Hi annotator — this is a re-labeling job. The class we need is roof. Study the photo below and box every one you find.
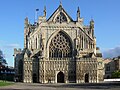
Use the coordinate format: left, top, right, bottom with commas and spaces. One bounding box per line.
47, 4, 73, 22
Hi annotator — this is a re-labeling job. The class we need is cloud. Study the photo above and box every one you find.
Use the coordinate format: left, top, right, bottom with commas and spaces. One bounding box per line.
102, 46, 120, 58
3, 44, 20, 48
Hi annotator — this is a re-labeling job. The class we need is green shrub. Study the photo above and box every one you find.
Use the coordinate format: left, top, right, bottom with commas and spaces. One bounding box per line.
112, 70, 120, 78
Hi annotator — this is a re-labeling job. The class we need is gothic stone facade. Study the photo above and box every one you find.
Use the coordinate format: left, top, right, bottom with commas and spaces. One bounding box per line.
14, 4, 104, 83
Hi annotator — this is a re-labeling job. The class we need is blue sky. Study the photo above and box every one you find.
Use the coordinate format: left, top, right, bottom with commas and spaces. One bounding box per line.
0, 0, 120, 66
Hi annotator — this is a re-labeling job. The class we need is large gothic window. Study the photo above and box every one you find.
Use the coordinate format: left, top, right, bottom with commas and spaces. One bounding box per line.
49, 31, 72, 58
55, 12, 67, 23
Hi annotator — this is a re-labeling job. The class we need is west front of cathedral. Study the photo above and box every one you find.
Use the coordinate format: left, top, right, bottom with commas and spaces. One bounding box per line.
14, 4, 104, 83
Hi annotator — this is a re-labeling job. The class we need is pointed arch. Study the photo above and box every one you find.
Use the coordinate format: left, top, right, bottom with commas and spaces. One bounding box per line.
49, 31, 72, 58
57, 71, 64, 83
46, 30, 73, 58
85, 73, 89, 83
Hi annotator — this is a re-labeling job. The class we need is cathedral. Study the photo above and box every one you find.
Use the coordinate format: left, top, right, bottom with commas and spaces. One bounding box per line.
14, 3, 104, 83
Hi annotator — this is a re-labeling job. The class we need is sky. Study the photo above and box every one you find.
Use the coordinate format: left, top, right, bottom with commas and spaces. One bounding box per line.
0, 0, 120, 66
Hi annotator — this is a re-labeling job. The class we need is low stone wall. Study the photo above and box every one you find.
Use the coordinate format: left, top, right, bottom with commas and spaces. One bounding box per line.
104, 79, 120, 82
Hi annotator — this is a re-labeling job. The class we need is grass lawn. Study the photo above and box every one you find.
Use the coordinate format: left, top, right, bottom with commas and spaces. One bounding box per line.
0, 81, 14, 86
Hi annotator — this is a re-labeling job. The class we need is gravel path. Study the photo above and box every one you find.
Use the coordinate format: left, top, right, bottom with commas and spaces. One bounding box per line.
0, 82, 120, 90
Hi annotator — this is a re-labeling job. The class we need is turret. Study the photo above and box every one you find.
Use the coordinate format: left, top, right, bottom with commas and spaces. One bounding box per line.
90, 19, 94, 29
77, 7, 80, 20
38, 6, 47, 24
24, 17, 28, 28
76, 7, 83, 23
90, 19, 94, 38
43, 6, 46, 17
24, 17, 29, 49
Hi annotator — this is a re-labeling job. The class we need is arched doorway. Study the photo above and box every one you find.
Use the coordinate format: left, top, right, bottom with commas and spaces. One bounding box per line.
85, 73, 89, 83
57, 71, 64, 83
107, 75, 110, 79
33, 73, 37, 83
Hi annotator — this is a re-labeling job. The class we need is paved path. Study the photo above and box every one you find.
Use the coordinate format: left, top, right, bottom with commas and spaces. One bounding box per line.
0, 82, 120, 90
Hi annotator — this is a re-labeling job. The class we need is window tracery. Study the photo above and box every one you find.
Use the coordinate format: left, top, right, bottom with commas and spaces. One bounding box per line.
55, 12, 67, 23
49, 31, 72, 58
